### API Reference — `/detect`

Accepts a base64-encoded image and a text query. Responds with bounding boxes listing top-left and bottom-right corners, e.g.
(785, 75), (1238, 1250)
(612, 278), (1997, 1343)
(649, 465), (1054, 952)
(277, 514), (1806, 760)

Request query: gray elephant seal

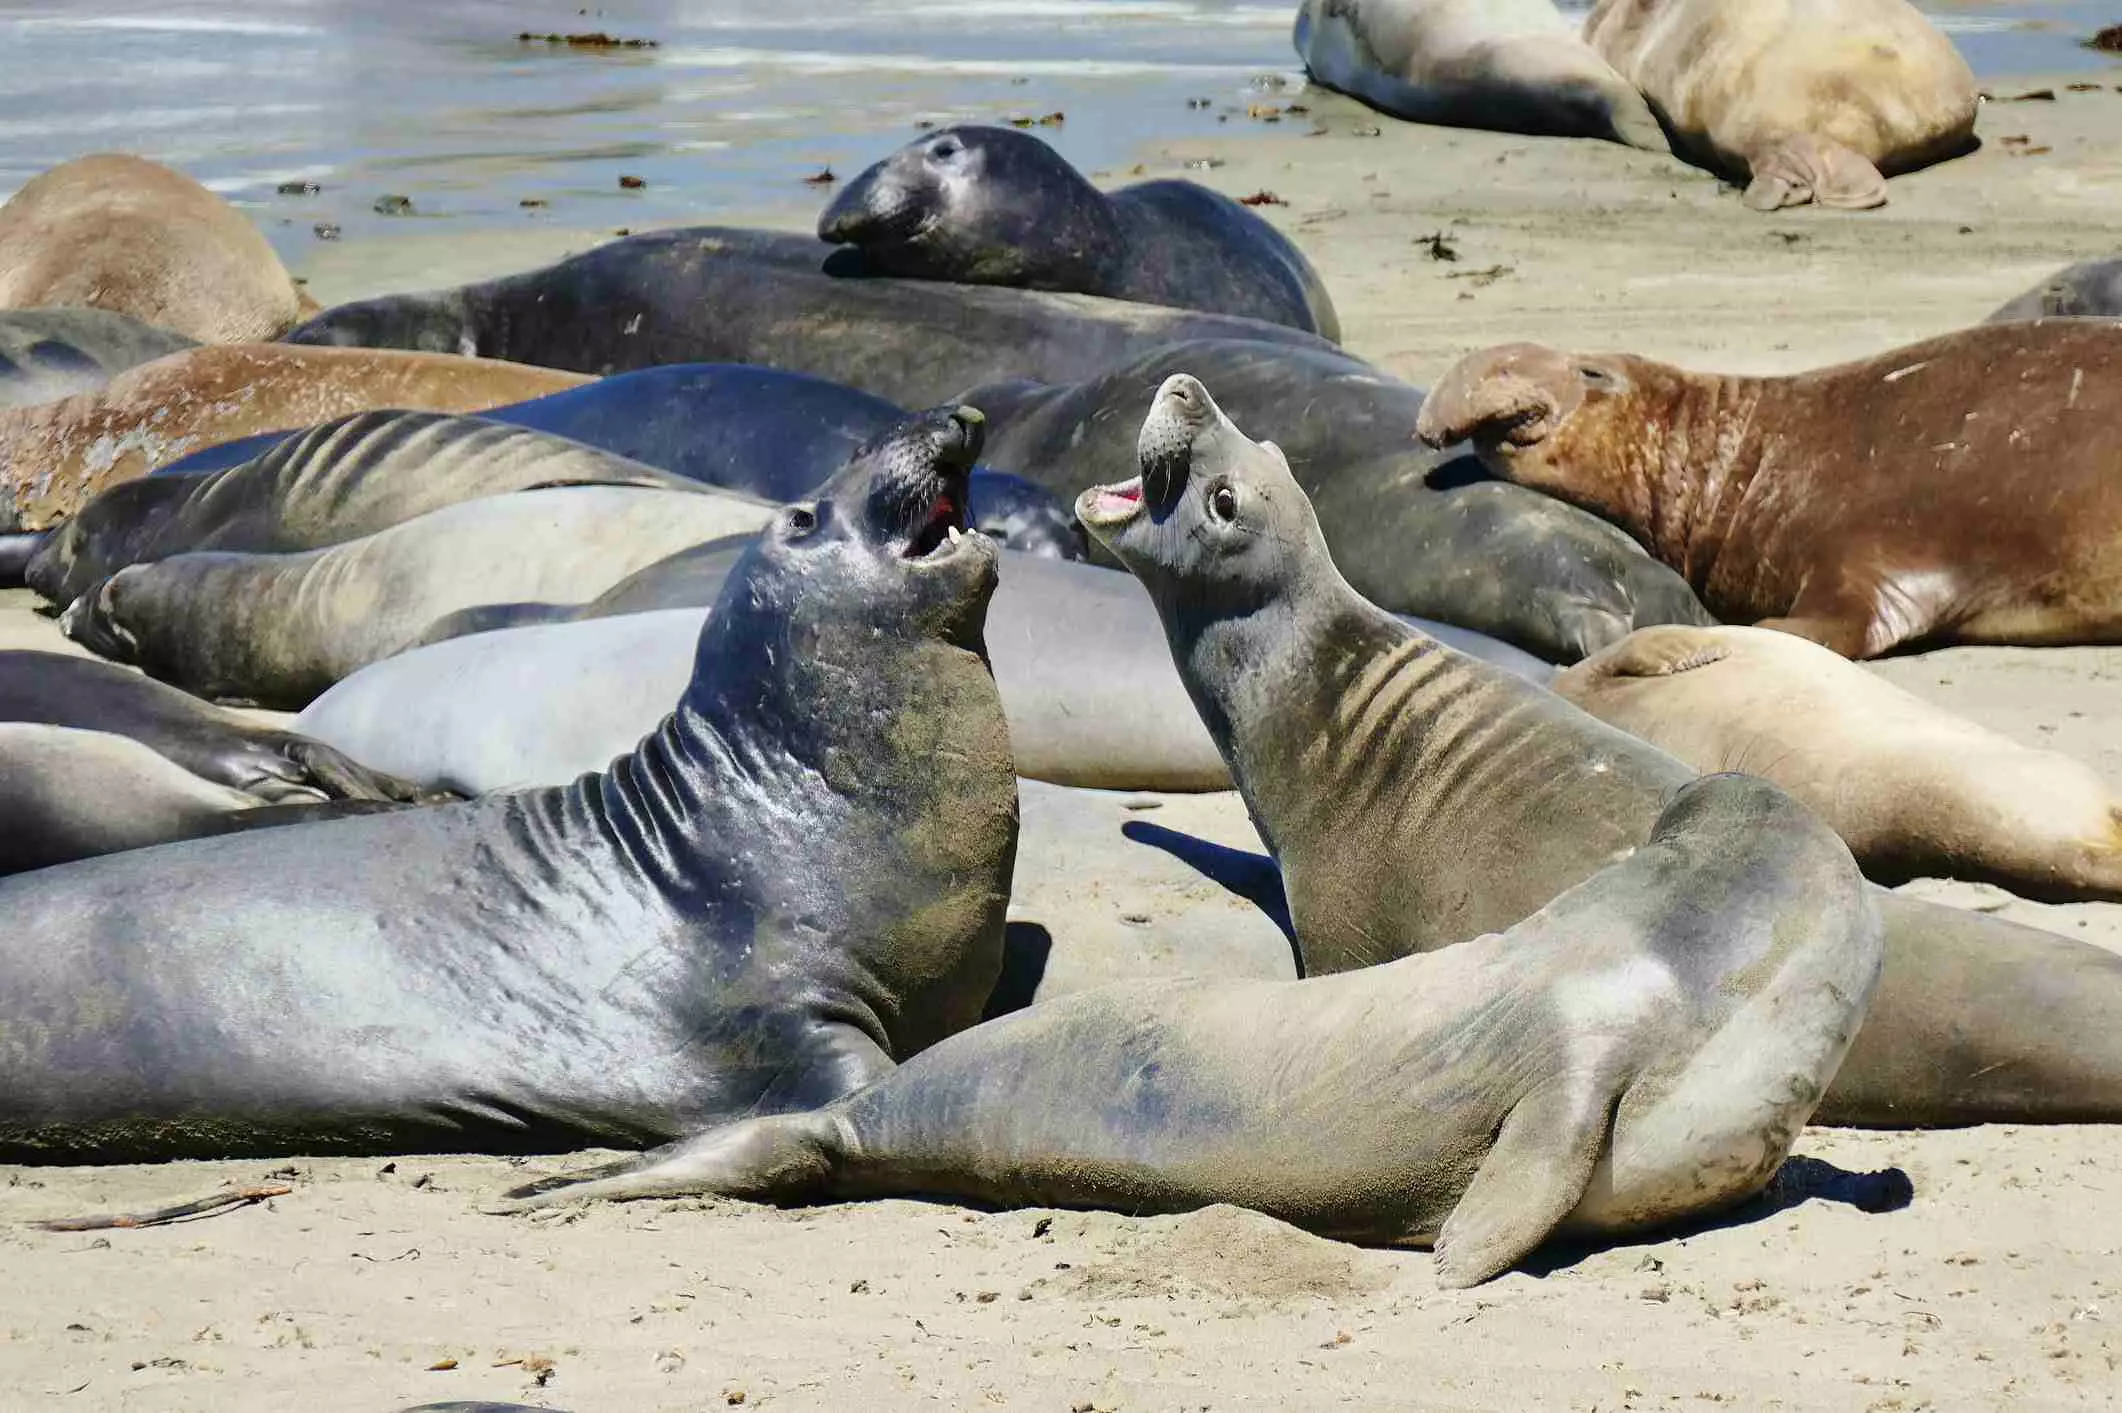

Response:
(0, 405), (1017, 1162)
(27, 409), (703, 608)
(0, 154), (311, 343)
(1555, 625), (2122, 903)
(959, 338), (1712, 662)
(1077, 373), (2122, 1126)
(1988, 256), (2122, 323)
(1294, 0), (1668, 150)
(820, 126), (1339, 339)
(0, 649), (434, 803)
(61, 483), (772, 707)
(500, 773), (1881, 1288)
(0, 723), (404, 877)
(0, 308), (195, 411)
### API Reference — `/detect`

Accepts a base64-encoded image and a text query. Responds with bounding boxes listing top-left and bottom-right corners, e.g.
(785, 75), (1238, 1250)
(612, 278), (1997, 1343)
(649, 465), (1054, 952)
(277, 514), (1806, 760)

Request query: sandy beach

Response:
(3, 53), (2122, 1413)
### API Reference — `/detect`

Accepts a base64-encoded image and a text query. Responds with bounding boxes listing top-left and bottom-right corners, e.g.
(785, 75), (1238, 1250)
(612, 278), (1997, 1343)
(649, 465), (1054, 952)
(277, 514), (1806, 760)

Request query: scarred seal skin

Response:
(1416, 322), (2122, 657)
(0, 405), (1018, 1163)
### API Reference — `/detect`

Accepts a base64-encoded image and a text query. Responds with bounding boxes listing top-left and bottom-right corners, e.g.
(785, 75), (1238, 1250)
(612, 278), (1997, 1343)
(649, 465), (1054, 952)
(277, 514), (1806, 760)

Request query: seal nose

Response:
(943, 406), (986, 466)
(816, 164), (880, 245)
(1157, 373), (1209, 421)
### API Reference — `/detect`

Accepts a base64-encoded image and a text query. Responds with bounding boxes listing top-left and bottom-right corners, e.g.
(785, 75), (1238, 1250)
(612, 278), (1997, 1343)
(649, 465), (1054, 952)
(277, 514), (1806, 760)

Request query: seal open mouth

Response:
(889, 405), (984, 566)
(1076, 477), (1145, 530)
(906, 484), (964, 559)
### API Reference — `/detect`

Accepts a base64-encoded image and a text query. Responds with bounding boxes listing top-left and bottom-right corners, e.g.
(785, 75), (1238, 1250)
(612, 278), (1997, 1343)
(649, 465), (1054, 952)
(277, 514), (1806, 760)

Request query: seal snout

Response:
(1134, 373), (1218, 513)
(1417, 346), (1569, 452)
(895, 406), (985, 562)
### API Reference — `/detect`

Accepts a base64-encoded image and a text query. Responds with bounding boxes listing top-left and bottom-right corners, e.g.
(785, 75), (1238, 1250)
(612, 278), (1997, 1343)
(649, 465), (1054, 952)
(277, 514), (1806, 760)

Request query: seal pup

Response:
(0, 308), (195, 411)
(0, 405), (1017, 1162)
(0, 650), (434, 803)
(0, 723), (406, 876)
(0, 154), (311, 342)
(1294, 0), (1669, 150)
(1554, 625), (2122, 902)
(960, 338), (1712, 662)
(1988, 256), (2122, 323)
(284, 225), (1331, 409)
(61, 483), (774, 707)
(0, 344), (587, 528)
(1415, 324), (2122, 656)
(26, 409), (707, 608)
(1585, 0), (1978, 209)
(820, 125), (1340, 339)
(1080, 373), (2122, 1126)
(498, 773), (1882, 1289)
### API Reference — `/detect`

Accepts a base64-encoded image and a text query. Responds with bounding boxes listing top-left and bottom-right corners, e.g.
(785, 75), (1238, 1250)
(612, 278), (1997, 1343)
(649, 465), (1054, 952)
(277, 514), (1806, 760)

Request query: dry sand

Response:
(6, 75), (2122, 1412)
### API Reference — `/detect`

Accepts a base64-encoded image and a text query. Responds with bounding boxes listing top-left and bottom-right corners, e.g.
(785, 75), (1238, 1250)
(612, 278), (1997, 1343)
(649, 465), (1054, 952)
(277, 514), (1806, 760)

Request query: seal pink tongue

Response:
(1089, 479), (1144, 519)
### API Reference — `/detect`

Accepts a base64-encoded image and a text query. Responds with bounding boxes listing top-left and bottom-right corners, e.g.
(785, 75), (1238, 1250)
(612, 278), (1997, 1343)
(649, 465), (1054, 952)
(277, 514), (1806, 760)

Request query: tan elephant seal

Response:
(0, 344), (589, 529)
(1556, 625), (2122, 902)
(1296, 0), (1668, 149)
(1584, 0), (1977, 209)
(1414, 322), (2122, 657)
(0, 154), (312, 342)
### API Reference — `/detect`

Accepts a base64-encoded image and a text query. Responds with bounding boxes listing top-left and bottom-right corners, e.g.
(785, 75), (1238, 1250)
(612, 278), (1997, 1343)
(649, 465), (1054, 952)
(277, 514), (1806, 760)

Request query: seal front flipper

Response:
(1579, 625), (1734, 680)
(491, 1110), (846, 1212)
(1432, 1076), (1611, 1289)
(274, 735), (457, 805)
(1744, 135), (1889, 212)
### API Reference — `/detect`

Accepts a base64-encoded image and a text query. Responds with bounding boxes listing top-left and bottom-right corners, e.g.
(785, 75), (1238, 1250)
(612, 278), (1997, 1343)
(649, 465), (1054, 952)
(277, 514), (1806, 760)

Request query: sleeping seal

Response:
(1076, 373), (2122, 1126)
(0, 405), (1017, 1162)
(1987, 256), (2122, 324)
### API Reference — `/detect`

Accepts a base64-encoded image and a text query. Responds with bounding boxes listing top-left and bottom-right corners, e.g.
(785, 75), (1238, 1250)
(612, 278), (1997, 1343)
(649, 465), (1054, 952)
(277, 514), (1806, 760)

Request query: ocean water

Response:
(0, 1), (2111, 263)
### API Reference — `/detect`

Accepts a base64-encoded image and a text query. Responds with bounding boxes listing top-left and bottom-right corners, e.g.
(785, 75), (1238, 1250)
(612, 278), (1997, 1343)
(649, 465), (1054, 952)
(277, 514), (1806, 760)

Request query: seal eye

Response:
(1580, 366), (1613, 387)
(930, 138), (962, 163)
(784, 506), (818, 538)
(1209, 484), (1239, 523)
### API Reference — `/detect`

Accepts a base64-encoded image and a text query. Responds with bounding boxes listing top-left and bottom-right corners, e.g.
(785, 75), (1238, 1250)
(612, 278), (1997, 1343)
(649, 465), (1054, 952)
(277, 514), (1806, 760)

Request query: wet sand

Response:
(4, 69), (2122, 1413)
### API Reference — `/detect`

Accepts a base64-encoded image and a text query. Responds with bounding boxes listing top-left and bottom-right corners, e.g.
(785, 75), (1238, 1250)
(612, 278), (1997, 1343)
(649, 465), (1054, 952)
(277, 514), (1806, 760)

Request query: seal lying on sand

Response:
(0, 723), (404, 876)
(0, 154), (312, 342)
(1556, 625), (2122, 902)
(1416, 324), (2122, 656)
(0, 308), (195, 411)
(285, 226), (1330, 409)
(61, 482), (774, 707)
(820, 125), (1339, 339)
(1585, 0), (1977, 209)
(0, 405), (1017, 1162)
(961, 338), (1712, 661)
(1294, 0), (1668, 150)
(26, 409), (705, 608)
(0, 649), (433, 803)
(1081, 373), (2122, 1126)
(500, 773), (1882, 1289)
(0, 344), (587, 528)
(1988, 256), (2122, 323)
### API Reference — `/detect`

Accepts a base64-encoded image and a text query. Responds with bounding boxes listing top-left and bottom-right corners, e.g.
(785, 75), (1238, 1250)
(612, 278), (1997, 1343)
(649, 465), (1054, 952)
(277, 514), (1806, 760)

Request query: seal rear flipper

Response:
(1743, 136), (1888, 212)
(487, 1111), (845, 1212)
(1432, 1079), (1611, 1288)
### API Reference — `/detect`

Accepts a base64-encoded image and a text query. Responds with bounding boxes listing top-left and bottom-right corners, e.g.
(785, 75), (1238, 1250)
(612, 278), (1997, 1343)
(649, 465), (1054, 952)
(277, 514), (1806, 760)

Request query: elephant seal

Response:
(1415, 323), (2122, 656)
(0, 723), (404, 876)
(284, 225), (1331, 409)
(0, 154), (311, 342)
(0, 308), (195, 411)
(152, 365), (1084, 562)
(499, 773), (1882, 1288)
(0, 344), (587, 529)
(1294, 0), (1668, 150)
(1555, 625), (2122, 902)
(1078, 372), (2122, 1126)
(959, 338), (1712, 662)
(1584, 0), (1977, 209)
(1988, 256), (2122, 324)
(0, 405), (1017, 1162)
(61, 483), (774, 707)
(0, 649), (436, 803)
(820, 125), (1339, 339)
(26, 409), (705, 608)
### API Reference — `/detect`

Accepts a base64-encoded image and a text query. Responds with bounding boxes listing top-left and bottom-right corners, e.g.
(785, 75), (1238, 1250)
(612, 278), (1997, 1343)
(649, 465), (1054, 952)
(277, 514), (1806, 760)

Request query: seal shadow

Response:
(1514, 1154), (1916, 1279)
(985, 921), (1055, 1020)
(1119, 819), (1296, 945)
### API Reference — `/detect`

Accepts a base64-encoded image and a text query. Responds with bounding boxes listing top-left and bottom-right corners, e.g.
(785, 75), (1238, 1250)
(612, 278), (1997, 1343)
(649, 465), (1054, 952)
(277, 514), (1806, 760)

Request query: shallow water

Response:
(0, 0), (2112, 265)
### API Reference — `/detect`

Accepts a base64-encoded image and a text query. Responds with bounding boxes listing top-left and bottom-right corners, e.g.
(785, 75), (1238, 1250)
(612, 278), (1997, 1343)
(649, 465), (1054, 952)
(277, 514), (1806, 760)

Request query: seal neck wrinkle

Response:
(1625, 373), (1769, 592)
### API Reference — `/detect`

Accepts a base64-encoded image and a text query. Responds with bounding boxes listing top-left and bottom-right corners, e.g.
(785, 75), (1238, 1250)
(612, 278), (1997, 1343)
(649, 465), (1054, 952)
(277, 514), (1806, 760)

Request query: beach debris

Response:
(1186, 157), (1225, 170)
(1007, 113), (1066, 128)
(2085, 25), (2122, 53)
(520, 197), (550, 208)
(312, 223), (341, 241)
(1187, 97), (1212, 109)
(2066, 82), (2103, 93)
(427, 1358), (458, 1372)
(1416, 230), (1460, 261)
(803, 167), (837, 186)
(518, 31), (659, 50)
(1988, 88), (2057, 102)
(618, 175), (646, 190)
(1246, 103), (1284, 122)
(372, 194), (414, 216)
(1446, 263), (1514, 287)
(492, 1354), (557, 1387)
(274, 180), (320, 196)
(2008, 145), (2054, 158)
(30, 1183), (292, 1232)
(1352, 124), (1382, 137)
(1238, 190), (1287, 207)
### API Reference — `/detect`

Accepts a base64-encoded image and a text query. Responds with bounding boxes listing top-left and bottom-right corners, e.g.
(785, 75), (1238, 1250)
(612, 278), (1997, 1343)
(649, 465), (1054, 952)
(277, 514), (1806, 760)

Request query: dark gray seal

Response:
(283, 225), (1332, 410)
(820, 125), (1340, 340)
(0, 307), (196, 410)
(1987, 256), (2122, 323)
(1076, 372), (2122, 1126)
(0, 405), (1018, 1162)
(497, 773), (1883, 1289)
(959, 338), (1714, 662)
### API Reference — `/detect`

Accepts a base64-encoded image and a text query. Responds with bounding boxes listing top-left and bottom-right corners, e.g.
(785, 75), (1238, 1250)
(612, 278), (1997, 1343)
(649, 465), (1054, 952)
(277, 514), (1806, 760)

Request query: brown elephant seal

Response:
(1414, 323), (2122, 656)
(0, 344), (588, 529)
(1294, 0), (1668, 150)
(0, 154), (311, 342)
(1585, 0), (1977, 209)
(0, 405), (1017, 1163)
(1079, 372), (2122, 1126)
(1988, 256), (2122, 324)
(498, 772), (1882, 1288)
(0, 308), (196, 411)
(1556, 625), (2122, 902)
